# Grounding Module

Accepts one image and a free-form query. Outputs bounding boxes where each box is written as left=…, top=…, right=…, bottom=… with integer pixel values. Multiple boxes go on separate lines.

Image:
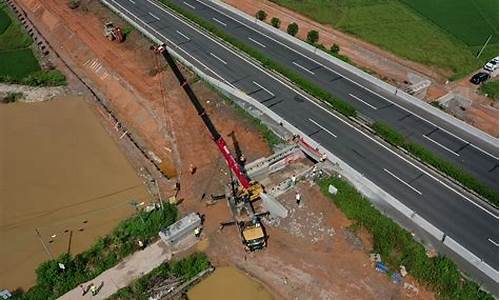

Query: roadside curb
left=207, top=0, right=499, bottom=150
left=99, top=0, right=499, bottom=294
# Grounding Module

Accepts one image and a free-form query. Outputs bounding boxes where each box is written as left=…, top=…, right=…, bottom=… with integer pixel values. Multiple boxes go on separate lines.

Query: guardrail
left=208, top=0, right=499, bottom=150
left=100, top=0, right=498, bottom=287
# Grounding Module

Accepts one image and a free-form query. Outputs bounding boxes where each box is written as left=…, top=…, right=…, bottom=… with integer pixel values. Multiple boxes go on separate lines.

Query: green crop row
left=159, top=0, right=356, bottom=118
left=318, top=176, right=493, bottom=299
left=157, top=0, right=495, bottom=205
left=12, top=205, right=178, bottom=300
left=372, top=122, right=498, bottom=206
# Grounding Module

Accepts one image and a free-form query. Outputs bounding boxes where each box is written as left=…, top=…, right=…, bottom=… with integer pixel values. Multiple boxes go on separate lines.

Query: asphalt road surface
left=167, top=0, right=499, bottom=191
left=106, top=0, right=499, bottom=269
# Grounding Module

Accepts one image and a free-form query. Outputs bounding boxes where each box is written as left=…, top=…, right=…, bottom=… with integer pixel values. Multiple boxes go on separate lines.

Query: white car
left=483, top=56, right=499, bottom=72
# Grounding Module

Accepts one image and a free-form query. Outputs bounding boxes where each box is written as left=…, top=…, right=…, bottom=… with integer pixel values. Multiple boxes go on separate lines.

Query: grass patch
left=0, top=7, right=12, bottom=34
left=318, top=176, right=493, bottom=299
left=159, top=0, right=357, bottom=118
left=12, top=204, right=178, bottom=300
left=157, top=0, right=494, bottom=198
left=0, top=3, right=66, bottom=86
left=109, top=253, right=210, bottom=299
left=0, top=5, right=32, bottom=50
left=269, top=0, right=497, bottom=78
left=0, top=48, right=41, bottom=79
left=479, top=80, right=499, bottom=100
left=372, top=122, right=498, bottom=206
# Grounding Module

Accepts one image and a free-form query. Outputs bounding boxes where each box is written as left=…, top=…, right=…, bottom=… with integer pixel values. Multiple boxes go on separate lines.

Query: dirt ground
left=13, top=0, right=436, bottom=298
left=222, top=0, right=499, bottom=137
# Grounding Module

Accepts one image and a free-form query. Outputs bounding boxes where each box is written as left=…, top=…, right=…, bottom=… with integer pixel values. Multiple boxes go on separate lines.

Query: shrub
left=255, top=10, right=267, bottom=21
left=109, top=253, right=210, bottom=299
left=67, top=0, right=80, bottom=9
left=14, top=204, right=178, bottom=299
left=287, top=22, right=299, bottom=36
left=330, top=43, right=340, bottom=54
left=318, top=176, right=493, bottom=299
left=306, top=30, right=319, bottom=44
left=271, top=17, right=281, bottom=28
left=22, top=70, right=66, bottom=86
left=2, top=92, right=23, bottom=103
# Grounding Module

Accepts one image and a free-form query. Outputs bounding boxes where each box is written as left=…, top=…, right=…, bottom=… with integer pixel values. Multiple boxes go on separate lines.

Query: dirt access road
left=15, top=0, right=434, bottom=298
left=223, top=0, right=498, bottom=137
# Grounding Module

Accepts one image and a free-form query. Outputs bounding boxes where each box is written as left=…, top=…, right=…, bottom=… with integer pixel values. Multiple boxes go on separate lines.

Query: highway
left=106, top=0, right=499, bottom=269
left=166, top=0, right=498, bottom=191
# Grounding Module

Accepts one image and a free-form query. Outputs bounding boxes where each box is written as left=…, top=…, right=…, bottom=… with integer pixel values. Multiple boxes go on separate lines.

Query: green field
left=269, top=0, right=498, bottom=78
left=0, top=3, right=39, bottom=80
left=0, top=48, right=40, bottom=79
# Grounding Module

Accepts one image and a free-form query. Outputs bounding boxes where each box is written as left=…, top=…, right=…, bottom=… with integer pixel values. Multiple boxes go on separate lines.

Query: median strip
left=372, top=122, right=498, bottom=206
left=156, top=0, right=497, bottom=206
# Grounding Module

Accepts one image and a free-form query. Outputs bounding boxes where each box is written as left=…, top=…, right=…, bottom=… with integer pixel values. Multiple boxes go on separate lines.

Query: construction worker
left=189, top=164, right=197, bottom=175
left=89, top=283, right=97, bottom=296
left=295, top=192, right=301, bottom=206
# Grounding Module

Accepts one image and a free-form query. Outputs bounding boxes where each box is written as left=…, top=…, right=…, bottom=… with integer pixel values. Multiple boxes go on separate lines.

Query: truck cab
left=240, top=219, right=267, bottom=251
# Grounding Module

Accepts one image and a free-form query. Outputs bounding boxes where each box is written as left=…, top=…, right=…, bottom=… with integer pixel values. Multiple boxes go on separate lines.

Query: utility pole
left=130, top=201, right=145, bottom=224
left=476, top=35, right=492, bottom=59
left=35, top=228, right=53, bottom=260
left=154, top=179, right=164, bottom=210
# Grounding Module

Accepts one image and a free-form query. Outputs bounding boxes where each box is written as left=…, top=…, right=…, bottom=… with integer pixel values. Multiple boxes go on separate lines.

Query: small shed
left=159, top=212, right=201, bottom=245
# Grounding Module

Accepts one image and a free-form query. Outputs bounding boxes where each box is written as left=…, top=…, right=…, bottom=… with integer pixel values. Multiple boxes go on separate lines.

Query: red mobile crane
left=155, top=45, right=267, bottom=251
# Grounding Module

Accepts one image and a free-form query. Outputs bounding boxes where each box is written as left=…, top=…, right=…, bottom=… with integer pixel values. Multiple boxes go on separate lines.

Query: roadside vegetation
left=372, top=122, right=498, bottom=206
left=161, top=0, right=498, bottom=207
left=0, top=2, right=66, bottom=86
left=268, top=0, right=498, bottom=79
left=479, top=80, right=499, bottom=100
left=12, top=204, right=177, bottom=300
left=318, top=176, right=494, bottom=300
left=109, top=253, right=211, bottom=299
left=158, top=0, right=496, bottom=206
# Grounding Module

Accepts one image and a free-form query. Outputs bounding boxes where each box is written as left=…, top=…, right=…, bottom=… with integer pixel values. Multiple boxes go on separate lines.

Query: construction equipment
left=104, top=21, right=124, bottom=42
left=155, top=44, right=267, bottom=251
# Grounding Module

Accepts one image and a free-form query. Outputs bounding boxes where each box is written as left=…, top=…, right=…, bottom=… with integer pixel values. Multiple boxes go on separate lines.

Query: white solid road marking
left=210, top=52, right=227, bottom=65
left=116, top=0, right=498, bottom=220
left=349, top=93, right=378, bottom=110
left=176, top=30, right=190, bottom=40
left=253, top=81, right=274, bottom=97
left=128, top=0, right=135, bottom=4
left=488, top=238, right=499, bottom=247
left=309, top=118, right=337, bottom=138
left=212, top=17, right=227, bottom=27
left=191, top=0, right=498, bottom=161
left=422, top=134, right=460, bottom=157
left=248, top=37, right=266, bottom=48
left=107, top=0, right=231, bottom=87
left=292, top=61, right=315, bottom=75
left=183, top=1, right=196, bottom=9
left=148, top=12, right=160, bottom=21
left=384, top=168, right=422, bottom=195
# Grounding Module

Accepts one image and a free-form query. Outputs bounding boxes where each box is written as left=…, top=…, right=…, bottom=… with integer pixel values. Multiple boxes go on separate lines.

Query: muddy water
left=187, top=267, right=274, bottom=300
left=0, top=97, right=149, bottom=290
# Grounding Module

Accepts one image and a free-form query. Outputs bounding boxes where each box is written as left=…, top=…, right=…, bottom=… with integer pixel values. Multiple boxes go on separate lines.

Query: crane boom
left=156, top=45, right=251, bottom=189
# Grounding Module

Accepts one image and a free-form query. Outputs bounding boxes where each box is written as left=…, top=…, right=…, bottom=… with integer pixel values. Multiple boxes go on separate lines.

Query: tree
left=307, top=30, right=319, bottom=44
left=271, top=17, right=281, bottom=28
left=255, top=10, right=267, bottom=21
left=287, top=22, right=299, bottom=36
left=330, top=43, right=340, bottom=54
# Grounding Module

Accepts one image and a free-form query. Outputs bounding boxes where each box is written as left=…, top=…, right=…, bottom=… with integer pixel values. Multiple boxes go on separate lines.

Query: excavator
left=155, top=44, right=267, bottom=251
